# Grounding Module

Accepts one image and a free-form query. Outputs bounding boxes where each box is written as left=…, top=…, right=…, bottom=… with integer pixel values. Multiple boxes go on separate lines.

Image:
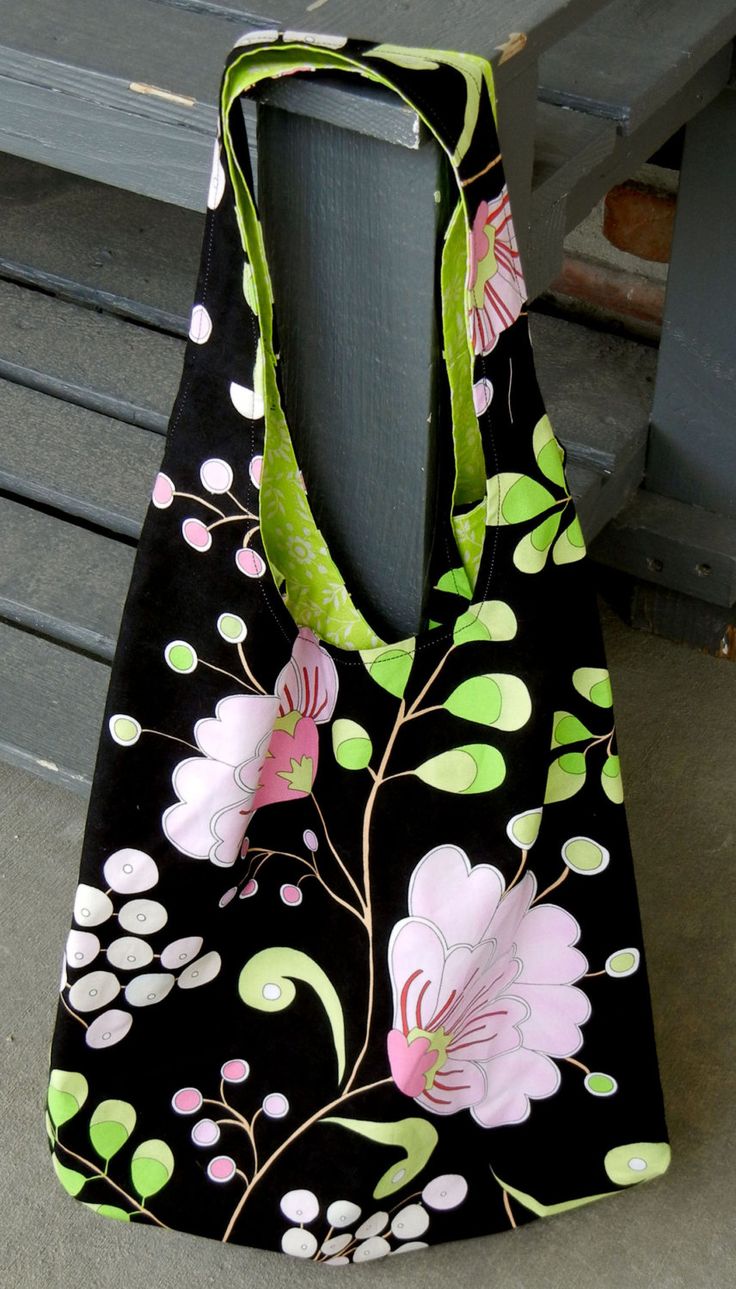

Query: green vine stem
left=53, top=1135, right=168, bottom=1228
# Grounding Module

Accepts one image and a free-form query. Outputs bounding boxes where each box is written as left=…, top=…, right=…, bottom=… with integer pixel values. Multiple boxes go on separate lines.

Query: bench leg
left=647, top=85, right=736, bottom=519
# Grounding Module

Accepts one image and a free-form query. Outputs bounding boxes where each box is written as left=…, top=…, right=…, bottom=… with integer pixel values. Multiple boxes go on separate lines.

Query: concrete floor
left=2, top=600, right=734, bottom=1288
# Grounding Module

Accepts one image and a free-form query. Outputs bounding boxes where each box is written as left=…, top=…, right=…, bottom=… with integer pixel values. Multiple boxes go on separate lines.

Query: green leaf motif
left=552, top=712, right=593, bottom=749
left=323, top=1116, right=438, bottom=1200
left=130, top=1140, right=174, bottom=1201
left=507, top=807, right=543, bottom=849
left=52, top=1153, right=87, bottom=1197
left=444, top=673, right=531, bottom=731
left=239, top=947, right=346, bottom=1083
left=453, top=599, right=517, bottom=645
left=544, top=753, right=586, bottom=804
left=414, top=744, right=505, bottom=794
left=83, top=1202, right=131, bottom=1222
left=604, top=1142, right=671, bottom=1187
left=513, top=510, right=562, bottom=573
left=602, top=754, right=624, bottom=804
left=332, top=718, right=373, bottom=770
left=573, top=667, right=613, bottom=708
left=360, top=638, right=416, bottom=699
left=533, top=414, right=567, bottom=489
left=436, top=567, right=472, bottom=600
left=491, top=1170, right=615, bottom=1218
left=48, top=1070, right=89, bottom=1130
left=89, top=1100, right=137, bottom=1163
left=486, top=473, right=557, bottom=527
left=553, top=514, right=586, bottom=564
left=562, top=836, right=610, bottom=875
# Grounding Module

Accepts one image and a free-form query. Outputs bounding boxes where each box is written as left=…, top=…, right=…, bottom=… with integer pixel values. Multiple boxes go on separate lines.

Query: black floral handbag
left=45, top=27, right=671, bottom=1263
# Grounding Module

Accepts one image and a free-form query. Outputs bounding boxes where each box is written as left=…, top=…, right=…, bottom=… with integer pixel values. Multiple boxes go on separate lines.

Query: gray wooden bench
left=1, top=0, right=735, bottom=792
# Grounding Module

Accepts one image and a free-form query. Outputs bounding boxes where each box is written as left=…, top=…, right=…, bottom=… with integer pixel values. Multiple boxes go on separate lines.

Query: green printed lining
left=221, top=43, right=494, bottom=649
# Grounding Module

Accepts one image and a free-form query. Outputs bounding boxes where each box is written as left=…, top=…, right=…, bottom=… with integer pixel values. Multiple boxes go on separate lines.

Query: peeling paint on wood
left=496, top=32, right=528, bottom=64
left=129, top=81, right=196, bottom=106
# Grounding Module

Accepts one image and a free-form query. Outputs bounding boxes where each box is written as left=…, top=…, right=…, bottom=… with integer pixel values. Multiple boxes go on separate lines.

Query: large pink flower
left=254, top=628, right=338, bottom=808
left=162, top=628, right=338, bottom=865
left=387, top=844, right=590, bottom=1128
left=467, top=188, right=527, bottom=355
left=162, top=693, right=279, bottom=866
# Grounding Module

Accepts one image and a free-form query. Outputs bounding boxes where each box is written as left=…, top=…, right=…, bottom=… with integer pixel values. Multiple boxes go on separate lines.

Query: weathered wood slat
left=539, top=0, right=736, bottom=131
left=590, top=489, right=736, bottom=609
left=0, top=152, right=202, bottom=321
left=0, top=279, right=184, bottom=425
left=0, top=380, right=161, bottom=537
left=0, top=359, right=168, bottom=435
left=0, top=258, right=188, bottom=338
left=531, top=311, right=656, bottom=472
left=256, top=71, right=424, bottom=148
left=1, top=0, right=614, bottom=80
left=529, top=50, right=732, bottom=296
left=0, top=497, right=134, bottom=659
left=0, top=621, right=107, bottom=792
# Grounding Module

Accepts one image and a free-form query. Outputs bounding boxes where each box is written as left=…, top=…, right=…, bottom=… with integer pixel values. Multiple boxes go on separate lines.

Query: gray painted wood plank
left=0, top=621, right=107, bottom=792
left=567, top=458, right=644, bottom=547
left=0, top=152, right=201, bottom=323
left=0, top=497, right=134, bottom=659
left=0, top=381, right=162, bottom=537
left=648, top=87, right=736, bottom=520
left=539, top=0, right=736, bottom=131
left=0, top=259, right=188, bottom=338
left=256, top=72, right=424, bottom=148
left=183, top=0, right=617, bottom=59
left=0, top=279, right=184, bottom=423
left=590, top=489, right=736, bottom=609
left=0, top=47, right=220, bottom=211
left=529, top=50, right=732, bottom=297
left=0, top=0, right=614, bottom=81
left=531, top=309, right=655, bottom=475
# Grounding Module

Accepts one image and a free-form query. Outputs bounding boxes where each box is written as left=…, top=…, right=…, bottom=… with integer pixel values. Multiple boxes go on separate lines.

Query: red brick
left=603, top=181, right=676, bottom=263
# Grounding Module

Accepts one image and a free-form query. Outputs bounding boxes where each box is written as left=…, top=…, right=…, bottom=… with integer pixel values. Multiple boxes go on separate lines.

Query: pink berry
left=239, top=878, right=258, bottom=899
left=171, top=1087, right=203, bottom=1115
left=152, top=472, right=175, bottom=508
left=220, top=1058, right=249, bottom=1083
left=182, top=517, right=212, bottom=551
left=207, top=1155, right=236, bottom=1183
left=235, top=547, right=266, bottom=578
left=280, top=884, right=303, bottom=907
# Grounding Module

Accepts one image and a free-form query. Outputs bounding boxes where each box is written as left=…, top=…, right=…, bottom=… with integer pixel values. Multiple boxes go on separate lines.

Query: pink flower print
left=467, top=188, right=527, bottom=355
left=274, top=627, right=338, bottom=725
left=387, top=844, right=590, bottom=1128
left=254, top=710, right=320, bottom=806
left=162, top=694, right=280, bottom=866
left=253, top=628, right=339, bottom=806
left=162, top=629, right=339, bottom=864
